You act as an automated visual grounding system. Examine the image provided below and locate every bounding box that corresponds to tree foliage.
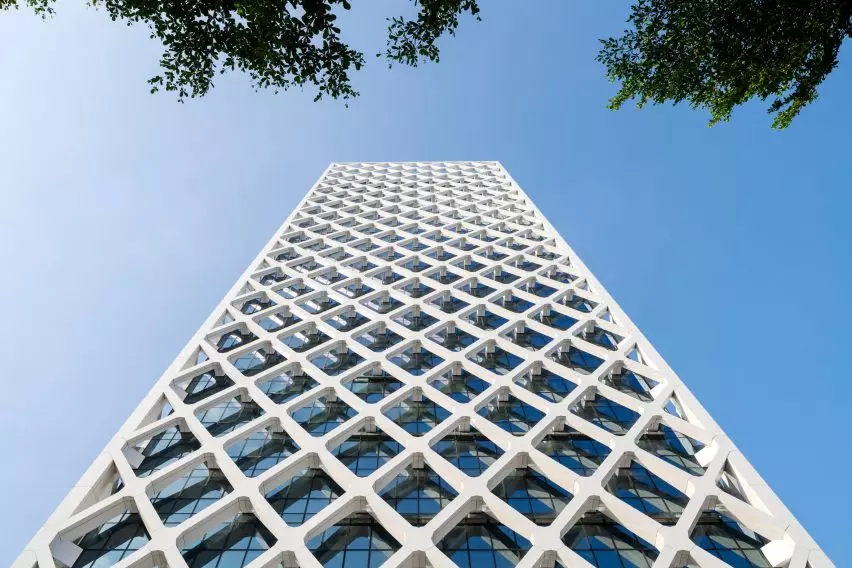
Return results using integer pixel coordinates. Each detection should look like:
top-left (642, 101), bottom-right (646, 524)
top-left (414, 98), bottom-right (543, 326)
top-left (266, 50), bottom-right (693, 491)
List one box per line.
top-left (598, 0), bottom-right (852, 128)
top-left (383, 0), bottom-right (479, 67)
top-left (4, 0), bottom-right (850, 127)
top-left (1, 0), bottom-right (479, 100)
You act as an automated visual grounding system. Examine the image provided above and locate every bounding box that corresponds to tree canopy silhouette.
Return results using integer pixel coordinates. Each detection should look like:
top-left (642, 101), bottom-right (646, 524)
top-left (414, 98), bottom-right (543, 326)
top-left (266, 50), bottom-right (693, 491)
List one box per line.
top-left (4, 0), bottom-right (849, 127)
top-left (1, 0), bottom-right (480, 100)
top-left (598, 0), bottom-right (852, 128)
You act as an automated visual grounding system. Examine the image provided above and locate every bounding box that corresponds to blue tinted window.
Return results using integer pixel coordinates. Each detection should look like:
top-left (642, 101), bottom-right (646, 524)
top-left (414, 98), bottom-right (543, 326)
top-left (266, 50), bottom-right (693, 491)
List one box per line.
top-left (226, 427), bottom-right (299, 477)
top-left (536, 426), bottom-right (611, 476)
top-left (181, 513), bottom-right (276, 568)
top-left (379, 463), bottom-right (457, 526)
top-left (433, 425), bottom-right (503, 477)
top-left (150, 463), bottom-right (231, 526)
top-left (70, 511), bottom-right (149, 568)
top-left (265, 468), bottom-right (344, 526)
top-left (438, 513), bottom-right (531, 567)
top-left (307, 513), bottom-right (401, 568)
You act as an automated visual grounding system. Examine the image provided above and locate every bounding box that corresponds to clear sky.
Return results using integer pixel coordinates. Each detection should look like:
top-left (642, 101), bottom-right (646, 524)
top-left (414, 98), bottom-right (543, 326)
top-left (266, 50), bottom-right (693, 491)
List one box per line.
top-left (1, 1), bottom-right (849, 565)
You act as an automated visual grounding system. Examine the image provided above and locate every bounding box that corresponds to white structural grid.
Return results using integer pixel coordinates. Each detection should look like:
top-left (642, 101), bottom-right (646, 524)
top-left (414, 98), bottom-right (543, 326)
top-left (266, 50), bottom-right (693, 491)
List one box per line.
top-left (17, 162), bottom-right (832, 568)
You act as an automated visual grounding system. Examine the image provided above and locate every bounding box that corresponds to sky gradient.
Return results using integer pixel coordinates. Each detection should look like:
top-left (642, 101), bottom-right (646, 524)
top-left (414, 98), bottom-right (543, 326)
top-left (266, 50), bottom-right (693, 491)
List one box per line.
top-left (1, 1), bottom-right (850, 565)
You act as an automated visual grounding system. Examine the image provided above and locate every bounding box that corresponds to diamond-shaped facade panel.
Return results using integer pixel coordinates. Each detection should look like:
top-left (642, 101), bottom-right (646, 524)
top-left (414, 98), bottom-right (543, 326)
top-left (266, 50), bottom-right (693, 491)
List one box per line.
top-left (18, 162), bottom-right (832, 568)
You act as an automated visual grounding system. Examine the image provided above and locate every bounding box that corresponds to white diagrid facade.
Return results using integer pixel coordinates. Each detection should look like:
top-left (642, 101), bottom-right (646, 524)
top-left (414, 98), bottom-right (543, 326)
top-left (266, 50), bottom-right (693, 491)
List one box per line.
top-left (17, 162), bottom-right (832, 568)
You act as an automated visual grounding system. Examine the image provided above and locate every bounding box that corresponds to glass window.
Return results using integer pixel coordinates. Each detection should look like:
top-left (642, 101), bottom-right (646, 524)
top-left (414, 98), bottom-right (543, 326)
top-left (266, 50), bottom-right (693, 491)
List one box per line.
top-left (426, 247), bottom-right (455, 262)
top-left (363, 293), bottom-right (404, 315)
top-left (179, 369), bottom-right (234, 405)
top-left (280, 326), bottom-right (330, 353)
top-left (226, 426), bottom-right (299, 477)
top-left (514, 367), bottom-right (575, 402)
top-left (602, 369), bottom-right (658, 402)
top-left (397, 279), bottom-right (434, 298)
top-left (336, 279), bottom-right (374, 299)
top-left (531, 307), bottom-right (578, 331)
top-left (426, 267), bottom-right (461, 285)
top-left (518, 279), bottom-right (557, 298)
top-left (477, 394), bottom-right (544, 436)
top-left (467, 344), bottom-right (523, 375)
top-left (549, 344), bottom-right (604, 375)
top-left (296, 294), bottom-right (339, 314)
top-left (331, 427), bottom-right (404, 477)
top-left (324, 309), bottom-right (370, 332)
top-left (457, 279), bottom-right (496, 298)
top-left (343, 368), bottom-right (404, 403)
top-left (691, 509), bottom-right (771, 567)
top-left (371, 267), bottom-right (401, 284)
top-left (511, 258), bottom-right (540, 271)
top-left (451, 239), bottom-right (477, 252)
top-left (427, 325), bottom-right (479, 352)
top-left (150, 463), bottom-right (231, 526)
top-left (503, 326), bottom-right (553, 351)
top-left (492, 294), bottom-right (534, 313)
top-left (131, 426), bottom-right (200, 478)
top-left (274, 280), bottom-right (313, 299)
top-left (429, 366), bottom-right (490, 403)
top-left (542, 268), bottom-right (577, 284)
top-left (563, 512), bottom-right (658, 568)
top-left (536, 426), bottom-right (610, 476)
top-left (430, 293), bottom-right (469, 314)
top-left (196, 396), bottom-right (264, 437)
top-left (579, 325), bottom-right (624, 351)
top-left (374, 247), bottom-right (403, 262)
top-left (558, 294), bottom-right (597, 313)
top-left (465, 308), bottom-right (508, 331)
top-left (315, 264), bottom-right (348, 280)
top-left (69, 511), bottom-right (149, 568)
top-left (401, 239), bottom-right (428, 252)
top-left (275, 247), bottom-right (300, 260)
top-left (383, 391), bottom-right (450, 436)
top-left (265, 467), bottom-right (344, 526)
top-left (571, 393), bottom-right (639, 436)
top-left (239, 296), bottom-right (274, 315)
top-left (257, 368), bottom-right (318, 404)
top-left (389, 344), bottom-right (444, 375)
top-left (292, 394), bottom-right (357, 437)
top-left (402, 257), bottom-right (432, 272)
top-left (256, 311), bottom-right (300, 332)
top-left (215, 329), bottom-right (256, 353)
top-left (637, 424), bottom-right (706, 475)
top-left (231, 347), bottom-right (285, 376)
top-left (476, 247), bottom-right (507, 262)
top-left (331, 231), bottom-right (357, 244)
top-left (180, 513), bottom-right (276, 568)
top-left (491, 467), bottom-right (573, 525)
top-left (606, 461), bottom-right (688, 525)
top-left (293, 258), bottom-right (324, 273)
top-left (455, 257), bottom-right (485, 273)
top-left (379, 463), bottom-right (457, 526)
top-left (392, 308), bottom-right (438, 332)
top-left (259, 269), bottom-right (289, 285)
top-left (354, 324), bottom-right (404, 352)
top-left (310, 346), bottom-right (364, 376)
top-left (307, 513), bottom-right (401, 568)
top-left (438, 512), bottom-right (531, 568)
top-left (433, 424), bottom-right (503, 477)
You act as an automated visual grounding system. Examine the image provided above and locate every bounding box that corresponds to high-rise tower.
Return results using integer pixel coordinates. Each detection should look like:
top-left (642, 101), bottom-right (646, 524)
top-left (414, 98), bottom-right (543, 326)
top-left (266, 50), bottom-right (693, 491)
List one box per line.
top-left (18, 162), bottom-right (831, 568)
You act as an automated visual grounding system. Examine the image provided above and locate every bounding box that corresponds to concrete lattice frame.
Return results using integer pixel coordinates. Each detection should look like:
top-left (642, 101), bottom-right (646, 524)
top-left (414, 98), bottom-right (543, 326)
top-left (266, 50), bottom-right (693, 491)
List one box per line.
top-left (15, 162), bottom-right (833, 568)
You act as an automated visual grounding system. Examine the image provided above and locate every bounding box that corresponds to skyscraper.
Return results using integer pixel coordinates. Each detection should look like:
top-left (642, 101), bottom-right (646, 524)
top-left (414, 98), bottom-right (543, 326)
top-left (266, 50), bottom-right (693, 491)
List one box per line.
top-left (18, 162), bottom-right (832, 568)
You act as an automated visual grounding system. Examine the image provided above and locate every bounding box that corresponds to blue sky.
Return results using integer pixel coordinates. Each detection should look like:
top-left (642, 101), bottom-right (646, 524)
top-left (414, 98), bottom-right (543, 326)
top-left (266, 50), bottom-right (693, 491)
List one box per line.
top-left (1, 1), bottom-right (850, 565)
